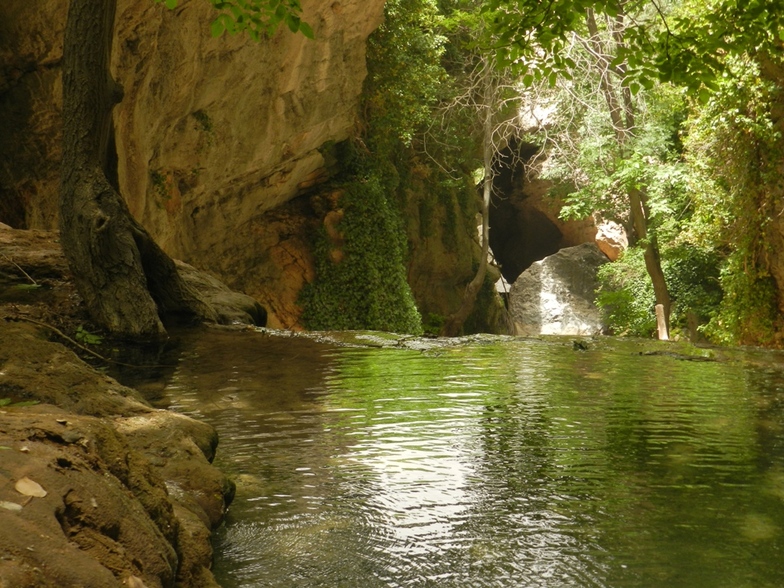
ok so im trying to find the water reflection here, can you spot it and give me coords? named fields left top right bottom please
left=153, top=331, right=784, bottom=587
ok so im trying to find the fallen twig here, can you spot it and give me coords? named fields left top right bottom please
left=2, top=315, right=174, bottom=369
left=1, top=254, right=38, bottom=285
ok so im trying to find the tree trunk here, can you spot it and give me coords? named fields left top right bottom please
left=61, top=0, right=217, bottom=339
left=440, top=64, right=495, bottom=337
left=629, top=187, right=671, bottom=335
left=586, top=8, right=671, bottom=338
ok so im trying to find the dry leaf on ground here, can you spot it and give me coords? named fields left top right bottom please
left=14, top=476, right=47, bottom=497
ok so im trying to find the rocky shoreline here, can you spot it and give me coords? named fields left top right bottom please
left=0, top=227, right=243, bottom=587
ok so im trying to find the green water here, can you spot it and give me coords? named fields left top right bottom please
left=153, top=329, right=784, bottom=587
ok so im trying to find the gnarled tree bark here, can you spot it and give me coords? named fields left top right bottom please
left=61, top=0, right=218, bottom=339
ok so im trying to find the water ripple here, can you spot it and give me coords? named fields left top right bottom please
left=149, top=331, right=784, bottom=588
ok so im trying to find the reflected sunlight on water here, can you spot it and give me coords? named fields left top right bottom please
left=150, top=330, right=784, bottom=588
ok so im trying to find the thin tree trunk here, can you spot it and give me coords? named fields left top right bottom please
left=61, top=0, right=217, bottom=339
left=586, top=8, right=671, bottom=338
left=629, top=187, right=671, bottom=333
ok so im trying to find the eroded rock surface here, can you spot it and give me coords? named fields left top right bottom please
left=0, top=319, right=233, bottom=587
left=0, top=227, right=244, bottom=587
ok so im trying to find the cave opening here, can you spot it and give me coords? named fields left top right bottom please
left=488, top=142, right=562, bottom=283
left=488, top=141, right=593, bottom=284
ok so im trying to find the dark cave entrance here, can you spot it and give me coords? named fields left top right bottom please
left=488, top=142, right=567, bottom=284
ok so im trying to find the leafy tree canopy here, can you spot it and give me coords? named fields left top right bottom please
left=481, top=0, right=784, bottom=95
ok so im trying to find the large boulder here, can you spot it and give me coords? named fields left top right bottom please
left=508, top=243, right=609, bottom=337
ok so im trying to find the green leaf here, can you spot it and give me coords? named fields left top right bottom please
left=286, top=13, right=300, bottom=32
left=299, top=21, right=314, bottom=39
left=0, top=399, right=11, bottom=407
left=211, top=17, right=226, bottom=37
left=165, top=0, right=177, bottom=8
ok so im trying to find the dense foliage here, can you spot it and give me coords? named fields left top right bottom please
left=597, top=245, right=723, bottom=338
left=300, top=166, right=423, bottom=334
left=300, top=0, right=512, bottom=335
left=681, top=57, right=784, bottom=345
left=474, top=0, right=784, bottom=346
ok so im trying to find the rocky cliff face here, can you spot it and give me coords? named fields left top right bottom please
left=0, top=0, right=384, bottom=328
left=0, top=1, right=64, bottom=229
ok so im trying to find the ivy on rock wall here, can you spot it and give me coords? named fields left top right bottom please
left=683, top=56, right=784, bottom=346
left=300, top=163, right=423, bottom=334
left=298, top=0, right=444, bottom=334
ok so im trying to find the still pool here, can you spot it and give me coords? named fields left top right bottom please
left=146, top=329, right=784, bottom=587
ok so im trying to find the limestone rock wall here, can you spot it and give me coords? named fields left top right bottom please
left=0, top=0, right=384, bottom=328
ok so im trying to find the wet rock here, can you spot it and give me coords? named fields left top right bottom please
left=509, top=243, right=609, bottom=337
